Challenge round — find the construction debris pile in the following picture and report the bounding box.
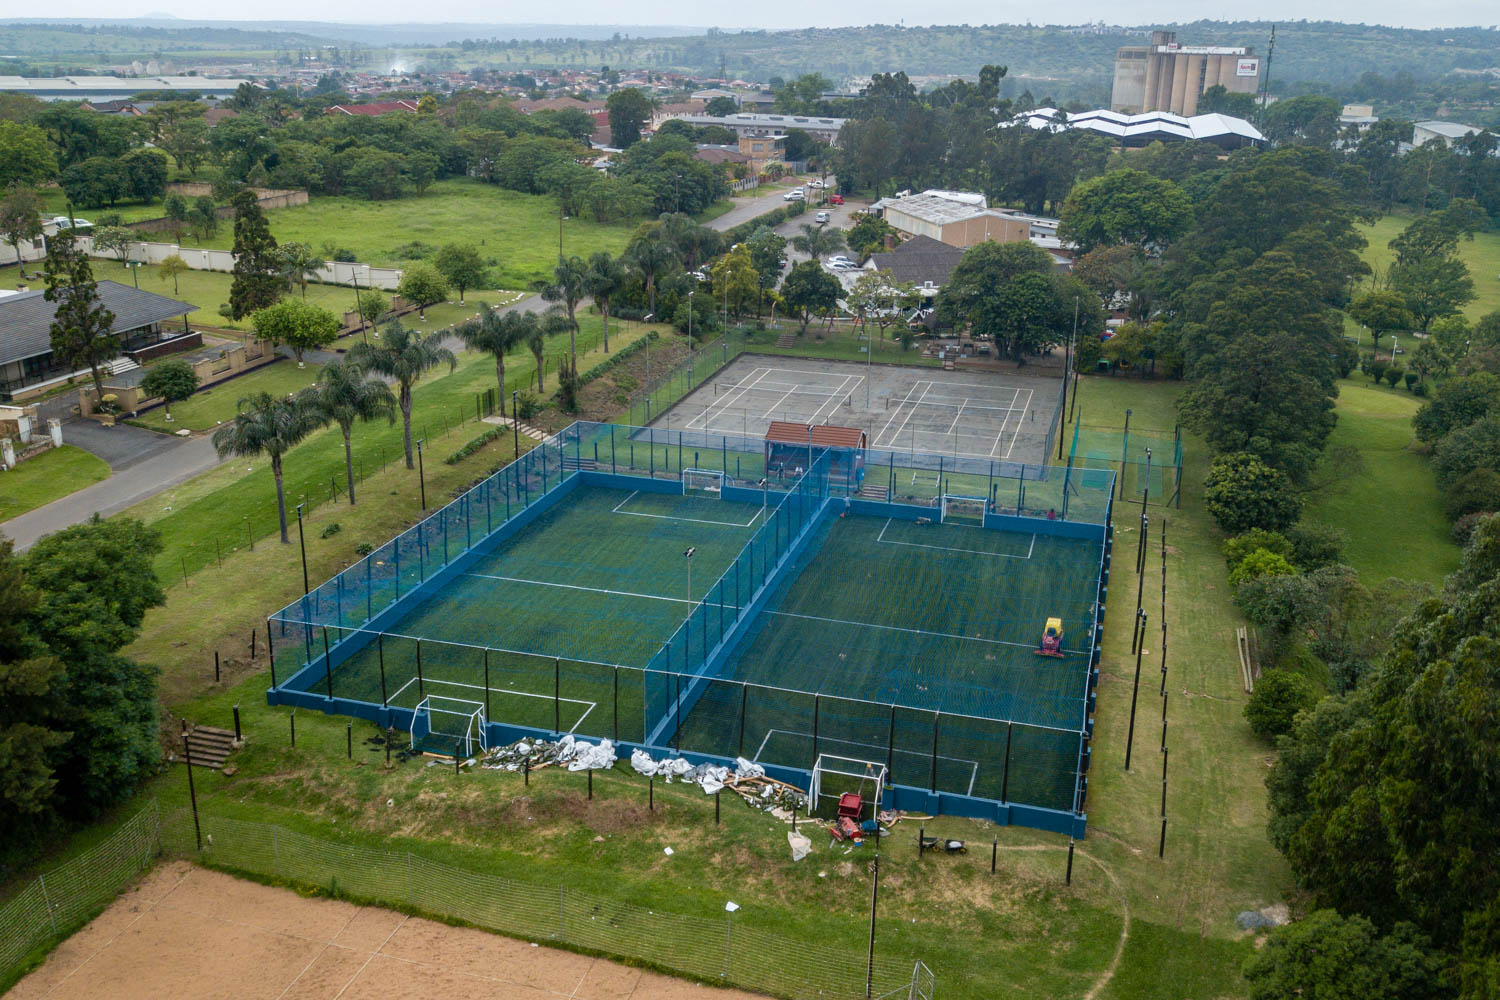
[629,750,808,817]
[479,734,618,772]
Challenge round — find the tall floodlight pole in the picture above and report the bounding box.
[684,546,697,606]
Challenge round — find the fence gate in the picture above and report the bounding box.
[910,960,935,1000]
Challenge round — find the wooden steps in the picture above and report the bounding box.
[481,415,547,440]
[776,333,796,348]
[562,456,598,471]
[858,483,890,501]
[182,725,237,770]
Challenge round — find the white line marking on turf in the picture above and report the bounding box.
[1001,386,1034,460]
[763,609,1054,651]
[987,386,1021,457]
[610,491,761,527]
[688,367,774,429]
[875,518,1036,561]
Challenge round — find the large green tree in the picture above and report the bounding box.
[433,243,488,304]
[42,227,117,400]
[395,262,448,320]
[0,121,58,188]
[457,303,528,412]
[1243,910,1448,1000]
[21,519,165,820]
[606,88,654,149]
[138,359,199,421]
[252,298,341,366]
[780,260,842,334]
[584,251,627,352]
[0,539,69,839]
[539,254,589,373]
[228,189,281,320]
[0,183,45,276]
[1057,168,1192,255]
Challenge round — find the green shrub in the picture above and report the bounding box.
[1224,529,1293,570]
[1204,453,1303,534]
[515,392,540,421]
[1285,523,1346,570]
[1433,415,1500,488]
[1074,334,1103,373]
[355,542,374,555]
[1382,365,1404,387]
[1229,548,1297,590]
[445,427,505,465]
[319,522,342,538]
[1453,511,1492,545]
[1367,357,1388,384]
[1404,371,1419,390]
[1445,467,1500,521]
[1244,669,1322,739]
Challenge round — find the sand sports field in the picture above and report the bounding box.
[11,861,762,1000]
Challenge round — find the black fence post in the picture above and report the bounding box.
[1001,723,1012,803]
[554,658,561,735]
[991,837,998,874]
[214,650,220,683]
[232,703,241,742]
[182,733,201,851]
[1125,611,1148,771]
[649,776,653,810]
[612,665,619,743]
[485,649,492,722]
[322,627,333,700]
[289,710,296,748]
[929,713,940,794]
[1066,839,1075,885]
[267,620,276,687]
[250,628,256,660]
[415,639,424,698]
[347,721,352,759]
[378,634,388,707]
[865,853,880,1000]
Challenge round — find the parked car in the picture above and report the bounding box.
[808,179,824,188]
[783,189,805,201]
[51,216,94,229]
[827,261,858,271]
[815,210,831,223]
[827,255,854,266]
[829,194,845,205]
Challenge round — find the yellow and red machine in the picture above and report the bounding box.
[1035,617,1064,658]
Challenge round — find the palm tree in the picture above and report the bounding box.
[625,234,678,320]
[348,321,456,470]
[791,223,847,262]
[583,251,627,352]
[276,242,323,298]
[523,313,546,392]
[457,303,526,415]
[537,255,589,375]
[212,392,325,544]
[300,360,395,505]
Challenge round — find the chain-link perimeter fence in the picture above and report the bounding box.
[625,328,750,427]
[153,808,928,1000]
[0,801,162,991]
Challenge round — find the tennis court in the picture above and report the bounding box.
[654,357,1062,465]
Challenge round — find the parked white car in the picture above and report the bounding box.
[815,210,830,223]
[51,216,95,229]
[783,189,805,201]
[827,255,854,266]
[808,179,824,188]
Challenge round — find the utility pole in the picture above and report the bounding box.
[1258,25,1276,125]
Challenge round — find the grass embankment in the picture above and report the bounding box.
[119,313,669,586]
[1302,378,1460,586]
[743,322,941,366]
[1356,213,1500,321]
[128,359,323,434]
[0,445,111,521]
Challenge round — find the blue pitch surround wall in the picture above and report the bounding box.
[266,423,1109,840]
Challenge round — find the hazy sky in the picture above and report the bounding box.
[28,2,1500,31]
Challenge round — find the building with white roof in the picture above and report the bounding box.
[1008,108,1264,149]
[0,76,249,101]
[675,113,846,145]
[1412,120,1487,148]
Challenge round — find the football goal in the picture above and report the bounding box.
[411,695,488,758]
[940,494,987,525]
[809,754,888,820]
[683,468,726,498]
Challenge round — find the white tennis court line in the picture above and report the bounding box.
[764,608,1047,652]
[806,372,863,424]
[875,517,1036,560]
[687,367,775,429]
[752,728,980,796]
[875,381,935,449]
[610,490,762,527]
[998,386,1034,460]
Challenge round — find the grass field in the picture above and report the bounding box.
[1301,378,1460,585]
[175,179,641,288]
[0,445,111,522]
[37,188,168,226]
[1356,213,1500,321]
[129,358,323,433]
[744,323,942,367]
[8,370,1304,1000]
[88,259,372,332]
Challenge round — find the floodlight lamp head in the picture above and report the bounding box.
[683,546,697,558]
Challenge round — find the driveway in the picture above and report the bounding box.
[62,416,184,470]
[706,178,814,232]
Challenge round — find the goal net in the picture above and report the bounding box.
[683,468,726,498]
[809,754,888,819]
[940,494,987,525]
[411,695,488,758]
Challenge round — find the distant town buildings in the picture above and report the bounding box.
[674,113,846,145]
[1412,120,1487,148]
[0,75,248,101]
[1110,31,1260,116]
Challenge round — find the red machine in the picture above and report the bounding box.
[1034,617,1065,658]
[828,792,864,841]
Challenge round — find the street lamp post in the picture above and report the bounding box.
[295,502,309,594]
[684,546,696,606]
[416,439,427,510]
[124,259,141,289]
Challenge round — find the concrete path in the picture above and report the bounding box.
[1,433,224,551]
[705,178,813,232]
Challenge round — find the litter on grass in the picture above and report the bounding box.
[480,735,617,772]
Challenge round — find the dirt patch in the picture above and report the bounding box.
[10,861,765,1000]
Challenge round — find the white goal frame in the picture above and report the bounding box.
[808,754,888,819]
[682,468,726,497]
[412,695,488,758]
[940,494,988,524]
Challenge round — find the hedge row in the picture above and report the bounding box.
[577,331,659,388]
[444,426,506,465]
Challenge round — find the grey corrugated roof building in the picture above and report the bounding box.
[0,281,195,399]
[865,235,967,289]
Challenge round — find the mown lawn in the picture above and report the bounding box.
[88,259,371,332]
[176,178,641,288]
[1356,213,1500,321]
[0,445,111,522]
[128,358,324,434]
[1301,378,1460,586]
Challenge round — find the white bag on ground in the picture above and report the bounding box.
[788,830,812,862]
